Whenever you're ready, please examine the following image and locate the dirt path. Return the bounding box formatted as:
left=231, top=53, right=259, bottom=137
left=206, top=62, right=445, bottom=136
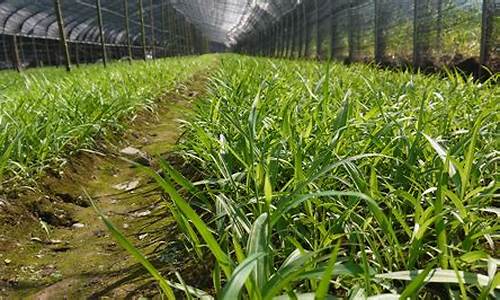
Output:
left=0, top=72, right=210, bottom=299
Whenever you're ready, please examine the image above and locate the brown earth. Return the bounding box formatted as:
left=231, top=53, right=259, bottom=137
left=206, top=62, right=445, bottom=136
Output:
left=0, top=68, right=213, bottom=299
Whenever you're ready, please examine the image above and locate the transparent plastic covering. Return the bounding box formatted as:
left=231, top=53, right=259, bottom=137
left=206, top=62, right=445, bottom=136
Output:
left=0, top=0, right=498, bottom=74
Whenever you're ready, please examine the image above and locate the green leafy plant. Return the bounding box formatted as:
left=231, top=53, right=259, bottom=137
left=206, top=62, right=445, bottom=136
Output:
left=0, top=56, right=214, bottom=185
left=102, top=55, right=499, bottom=298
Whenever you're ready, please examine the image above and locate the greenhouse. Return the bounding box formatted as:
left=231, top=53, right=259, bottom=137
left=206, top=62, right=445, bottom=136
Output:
left=0, top=0, right=498, bottom=298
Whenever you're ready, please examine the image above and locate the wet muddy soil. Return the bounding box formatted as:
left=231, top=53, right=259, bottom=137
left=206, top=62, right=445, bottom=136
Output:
left=0, top=70, right=211, bottom=299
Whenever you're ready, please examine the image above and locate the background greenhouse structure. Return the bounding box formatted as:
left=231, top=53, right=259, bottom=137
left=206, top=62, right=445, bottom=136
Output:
left=0, top=0, right=498, bottom=74
left=0, top=0, right=499, bottom=299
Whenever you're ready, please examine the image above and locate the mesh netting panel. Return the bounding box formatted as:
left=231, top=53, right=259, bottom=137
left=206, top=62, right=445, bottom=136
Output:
left=0, top=0, right=208, bottom=69
left=0, top=0, right=498, bottom=74
left=236, top=0, right=498, bottom=76
left=331, top=1, right=350, bottom=61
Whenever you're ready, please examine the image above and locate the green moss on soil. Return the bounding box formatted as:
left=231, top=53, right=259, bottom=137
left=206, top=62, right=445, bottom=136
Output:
left=0, top=61, right=214, bottom=298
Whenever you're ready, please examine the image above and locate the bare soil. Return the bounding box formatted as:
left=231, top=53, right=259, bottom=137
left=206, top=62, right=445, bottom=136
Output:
left=0, top=69, right=212, bottom=299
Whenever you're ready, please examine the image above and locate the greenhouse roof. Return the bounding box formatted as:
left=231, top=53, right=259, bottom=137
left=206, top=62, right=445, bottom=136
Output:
left=171, top=0, right=300, bottom=45
left=0, top=0, right=300, bottom=46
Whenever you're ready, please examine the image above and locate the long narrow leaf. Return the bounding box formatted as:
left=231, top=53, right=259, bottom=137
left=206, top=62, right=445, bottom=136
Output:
left=376, top=269, right=496, bottom=288
left=220, top=252, right=266, bottom=300
left=139, top=165, right=233, bottom=277
left=90, top=198, right=175, bottom=299
left=247, top=213, right=270, bottom=291
left=316, top=239, right=342, bottom=300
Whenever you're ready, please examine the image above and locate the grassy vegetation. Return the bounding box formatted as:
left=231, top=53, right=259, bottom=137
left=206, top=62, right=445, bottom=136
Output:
left=104, top=55, right=499, bottom=298
left=0, top=56, right=213, bottom=185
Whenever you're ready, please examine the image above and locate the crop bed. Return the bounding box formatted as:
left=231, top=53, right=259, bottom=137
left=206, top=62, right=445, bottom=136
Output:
left=0, top=57, right=212, bottom=185
left=1, top=54, right=498, bottom=298
left=132, top=55, right=499, bottom=298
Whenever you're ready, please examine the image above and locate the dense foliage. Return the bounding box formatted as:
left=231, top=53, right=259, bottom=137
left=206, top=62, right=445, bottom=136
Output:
left=134, top=56, right=499, bottom=298
left=0, top=57, right=212, bottom=184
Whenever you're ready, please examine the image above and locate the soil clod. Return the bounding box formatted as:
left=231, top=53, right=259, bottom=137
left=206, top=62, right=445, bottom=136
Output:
left=120, top=146, right=151, bottom=166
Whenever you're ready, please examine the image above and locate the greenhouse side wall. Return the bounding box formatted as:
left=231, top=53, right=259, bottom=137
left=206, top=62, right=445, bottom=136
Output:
left=236, top=0, right=499, bottom=78
left=0, top=0, right=209, bottom=71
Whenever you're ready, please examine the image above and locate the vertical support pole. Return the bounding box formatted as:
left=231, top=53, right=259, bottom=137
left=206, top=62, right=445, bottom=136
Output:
left=11, top=35, right=21, bottom=72
left=315, top=0, right=321, bottom=59
left=31, top=37, right=39, bottom=67
left=19, top=37, right=26, bottom=65
left=174, top=6, right=180, bottom=56
left=284, top=17, right=288, bottom=58
left=138, top=0, right=148, bottom=60
left=1, top=35, right=7, bottom=65
left=192, top=27, right=196, bottom=55
left=183, top=19, right=189, bottom=55
left=374, top=0, right=383, bottom=63
left=56, top=40, right=62, bottom=67
left=176, top=16, right=182, bottom=56
left=183, top=21, right=188, bottom=55
left=329, top=0, right=335, bottom=60
left=287, top=13, right=292, bottom=58
left=75, top=42, right=80, bottom=67
left=276, top=22, right=280, bottom=57
left=188, top=23, right=192, bottom=55
left=161, top=0, right=166, bottom=58
left=274, top=21, right=281, bottom=57
left=436, top=0, right=443, bottom=52
left=266, top=28, right=271, bottom=57
left=272, top=24, right=277, bottom=57
left=1, top=35, right=8, bottom=65
left=348, top=1, right=355, bottom=62
left=171, top=8, right=178, bottom=56
left=179, top=16, right=184, bottom=55
left=288, top=14, right=294, bottom=58
left=185, top=22, right=190, bottom=55
left=198, top=36, right=201, bottom=54
left=179, top=16, right=185, bottom=55
left=186, top=21, right=191, bottom=55
left=123, top=0, right=133, bottom=63
left=88, top=43, right=94, bottom=64
left=165, top=3, right=171, bottom=56
left=291, top=11, right=296, bottom=58
left=262, top=29, right=266, bottom=56
left=258, top=31, right=263, bottom=56
left=281, top=17, right=285, bottom=57
left=297, top=5, right=303, bottom=58
left=412, top=0, right=420, bottom=68
left=150, top=0, right=155, bottom=59
left=54, top=0, right=71, bottom=71
left=82, top=43, right=86, bottom=64
left=96, top=0, right=107, bottom=67
left=271, top=24, right=276, bottom=57
left=480, top=0, right=494, bottom=70
left=268, top=26, right=272, bottom=56
left=270, top=27, right=273, bottom=57
left=190, top=24, right=195, bottom=54
left=45, top=38, right=52, bottom=65
left=256, top=32, right=260, bottom=56
left=303, top=3, right=310, bottom=58
left=283, top=15, right=288, bottom=58
left=263, top=27, right=267, bottom=56
left=280, top=18, right=286, bottom=57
